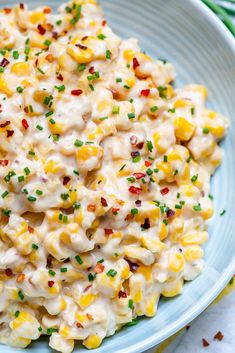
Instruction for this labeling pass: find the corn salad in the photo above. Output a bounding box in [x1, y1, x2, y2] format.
[0, 1, 228, 352]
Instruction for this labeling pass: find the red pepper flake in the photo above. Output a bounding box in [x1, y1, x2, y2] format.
[71, 89, 83, 96]
[0, 121, 10, 128]
[102, 20, 107, 26]
[63, 176, 71, 185]
[3, 8, 12, 14]
[52, 31, 58, 39]
[145, 161, 152, 167]
[94, 262, 105, 274]
[131, 151, 140, 158]
[57, 73, 64, 81]
[87, 204, 96, 212]
[89, 66, 95, 74]
[83, 284, 92, 293]
[43, 7, 51, 14]
[133, 172, 146, 180]
[76, 322, 84, 328]
[118, 290, 127, 298]
[126, 259, 139, 272]
[45, 54, 54, 63]
[24, 107, 29, 114]
[141, 89, 150, 97]
[48, 281, 54, 288]
[160, 187, 169, 196]
[86, 313, 94, 321]
[7, 130, 14, 138]
[81, 36, 88, 42]
[135, 200, 142, 207]
[133, 57, 140, 70]
[130, 135, 137, 145]
[125, 213, 133, 221]
[19, 3, 24, 10]
[104, 228, 113, 235]
[136, 142, 144, 149]
[141, 217, 150, 229]
[112, 207, 120, 214]
[76, 44, 87, 50]
[0, 58, 10, 68]
[37, 24, 46, 35]
[202, 338, 210, 347]
[5, 268, 13, 277]
[100, 197, 108, 207]
[16, 273, 25, 283]
[21, 119, 29, 130]
[28, 226, 34, 233]
[0, 104, 2, 113]
[167, 209, 175, 218]
[0, 160, 9, 166]
[214, 331, 224, 341]
[129, 186, 142, 195]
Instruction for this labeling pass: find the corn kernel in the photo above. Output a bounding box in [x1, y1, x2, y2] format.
[77, 293, 96, 309]
[180, 231, 208, 246]
[168, 253, 185, 272]
[11, 62, 31, 76]
[184, 245, 204, 262]
[0, 77, 13, 97]
[174, 117, 195, 141]
[83, 334, 102, 349]
[67, 45, 94, 64]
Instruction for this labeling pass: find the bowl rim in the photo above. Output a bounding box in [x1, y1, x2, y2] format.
[113, 0, 235, 352]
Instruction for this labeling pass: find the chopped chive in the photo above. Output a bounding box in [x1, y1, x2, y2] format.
[27, 196, 37, 202]
[49, 118, 55, 125]
[191, 174, 198, 183]
[203, 127, 209, 134]
[73, 202, 81, 209]
[112, 105, 120, 114]
[99, 116, 108, 121]
[32, 243, 39, 250]
[36, 125, 43, 131]
[191, 107, 195, 115]
[60, 193, 69, 201]
[56, 19, 62, 25]
[60, 267, 67, 273]
[15, 310, 20, 317]
[97, 34, 106, 40]
[55, 85, 65, 92]
[208, 194, 214, 200]
[128, 299, 134, 309]
[193, 204, 202, 212]
[128, 112, 135, 119]
[77, 63, 86, 72]
[124, 84, 130, 89]
[45, 111, 54, 117]
[75, 255, 83, 264]
[106, 269, 117, 277]
[116, 78, 122, 83]
[163, 219, 168, 225]
[36, 190, 43, 196]
[47, 328, 58, 335]
[220, 209, 226, 216]
[175, 204, 182, 209]
[48, 269, 56, 277]
[146, 168, 153, 176]
[126, 318, 138, 326]
[16, 86, 23, 93]
[146, 140, 153, 152]
[74, 139, 83, 147]
[18, 290, 24, 301]
[1, 191, 9, 199]
[24, 167, 30, 175]
[132, 156, 141, 163]
[131, 208, 138, 215]
[88, 273, 95, 281]
[44, 39, 52, 47]
[106, 50, 111, 60]
[12, 51, 19, 60]
[18, 176, 25, 183]
[119, 164, 126, 172]
[168, 108, 176, 113]
[0, 67, 4, 73]
[163, 155, 168, 162]
[150, 106, 158, 113]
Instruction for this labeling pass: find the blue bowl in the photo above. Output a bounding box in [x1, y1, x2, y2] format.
[1, 0, 235, 352]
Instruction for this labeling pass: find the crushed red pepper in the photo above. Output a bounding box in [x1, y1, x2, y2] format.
[214, 331, 224, 341]
[202, 338, 210, 347]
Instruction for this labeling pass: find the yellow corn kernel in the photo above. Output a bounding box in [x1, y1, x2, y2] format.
[162, 280, 183, 297]
[152, 132, 166, 154]
[204, 109, 217, 119]
[135, 207, 160, 223]
[29, 11, 45, 24]
[30, 32, 48, 49]
[75, 313, 87, 323]
[190, 84, 208, 100]
[165, 85, 174, 99]
[58, 53, 77, 71]
[123, 49, 135, 62]
[137, 265, 153, 282]
[83, 334, 102, 349]
[125, 77, 136, 88]
[168, 149, 183, 162]
[60, 298, 67, 311]
[130, 281, 142, 303]
[76, 145, 102, 162]
[184, 245, 204, 262]
[10, 311, 36, 329]
[67, 45, 94, 64]
[141, 236, 166, 253]
[174, 117, 195, 141]
[60, 324, 71, 339]
[180, 231, 208, 246]
[169, 218, 184, 242]
[204, 124, 225, 139]
[78, 293, 96, 309]
[145, 296, 156, 317]
[44, 160, 60, 174]
[11, 337, 31, 348]
[156, 161, 173, 182]
[168, 253, 185, 272]
[74, 209, 84, 225]
[48, 121, 65, 134]
[121, 264, 130, 279]
[201, 207, 213, 220]
[174, 99, 191, 109]
[11, 62, 31, 76]
[0, 77, 13, 97]
[159, 222, 168, 240]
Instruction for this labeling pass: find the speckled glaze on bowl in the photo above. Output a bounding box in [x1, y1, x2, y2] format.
[0, 0, 235, 352]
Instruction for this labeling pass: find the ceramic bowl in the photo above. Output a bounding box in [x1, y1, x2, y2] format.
[0, 0, 235, 352]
